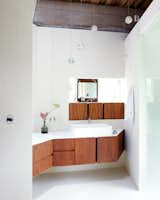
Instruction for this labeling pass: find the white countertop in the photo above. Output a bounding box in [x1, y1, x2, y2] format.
[32, 128, 123, 146]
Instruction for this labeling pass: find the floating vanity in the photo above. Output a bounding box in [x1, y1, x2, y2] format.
[32, 124, 125, 177]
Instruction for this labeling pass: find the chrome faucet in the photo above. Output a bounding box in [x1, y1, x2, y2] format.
[88, 117, 91, 123]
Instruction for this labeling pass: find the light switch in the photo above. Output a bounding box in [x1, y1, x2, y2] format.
[6, 115, 14, 124]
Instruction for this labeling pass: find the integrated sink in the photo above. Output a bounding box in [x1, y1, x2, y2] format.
[69, 123, 113, 137]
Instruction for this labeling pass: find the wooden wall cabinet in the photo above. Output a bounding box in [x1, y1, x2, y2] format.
[69, 102, 124, 120]
[89, 103, 103, 120]
[97, 131, 124, 163]
[75, 138, 96, 164]
[69, 103, 88, 120]
[103, 103, 124, 119]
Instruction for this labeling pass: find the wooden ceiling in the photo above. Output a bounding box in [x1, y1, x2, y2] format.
[57, 0, 153, 9]
[33, 0, 153, 33]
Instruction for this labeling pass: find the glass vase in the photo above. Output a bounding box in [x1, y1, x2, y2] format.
[41, 120, 48, 134]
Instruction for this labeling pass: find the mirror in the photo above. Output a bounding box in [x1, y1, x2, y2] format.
[77, 79, 98, 102]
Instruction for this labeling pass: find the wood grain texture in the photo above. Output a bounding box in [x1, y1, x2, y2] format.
[97, 137, 119, 162]
[75, 138, 96, 164]
[32, 131, 125, 176]
[53, 151, 75, 166]
[103, 103, 124, 119]
[117, 130, 125, 158]
[33, 140, 53, 162]
[53, 139, 75, 151]
[89, 103, 103, 120]
[97, 131, 124, 163]
[33, 0, 144, 33]
[33, 162, 39, 177]
[39, 155, 53, 173]
[33, 155, 53, 176]
[69, 103, 88, 120]
[55, 0, 152, 9]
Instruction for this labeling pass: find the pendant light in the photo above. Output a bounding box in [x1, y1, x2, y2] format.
[91, 3, 98, 31]
[133, 3, 140, 23]
[77, 0, 85, 50]
[125, 0, 133, 25]
[68, 0, 75, 64]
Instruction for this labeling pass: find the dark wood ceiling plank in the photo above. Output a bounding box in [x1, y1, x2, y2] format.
[33, 0, 144, 33]
[45, 0, 152, 9]
[134, 0, 144, 8]
[140, 0, 152, 9]
[90, 0, 101, 4]
[118, 0, 128, 7]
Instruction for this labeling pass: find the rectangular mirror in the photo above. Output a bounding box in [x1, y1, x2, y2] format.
[77, 79, 98, 102]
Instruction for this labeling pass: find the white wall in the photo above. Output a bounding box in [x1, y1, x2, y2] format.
[124, 0, 160, 190]
[33, 27, 126, 131]
[124, 30, 143, 189]
[0, 1, 32, 199]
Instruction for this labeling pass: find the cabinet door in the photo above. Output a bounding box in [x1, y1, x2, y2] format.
[103, 103, 124, 119]
[33, 162, 39, 177]
[53, 151, 75, 166]
[89, 103, 103, 120]
[53, 139, 75, 151]
[69, 103, 88, 120]
[97, 137, 119, 163]
[33, 140, 53, 162]
[75, 138, 96, 164]
[33, 155, 53, 176]
[39, 156, 53, 173]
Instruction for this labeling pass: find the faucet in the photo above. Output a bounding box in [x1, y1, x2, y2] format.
[88, 117, 91, 123]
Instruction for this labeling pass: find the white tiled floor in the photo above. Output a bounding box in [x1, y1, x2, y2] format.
[33, 168, 159, 200]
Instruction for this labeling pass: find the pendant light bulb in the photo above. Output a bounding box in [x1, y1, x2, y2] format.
[125, 0, 133, 25]
[91, 25, 98, 32]
[125, 15, 133, 24]
[68, 56, 75, 64]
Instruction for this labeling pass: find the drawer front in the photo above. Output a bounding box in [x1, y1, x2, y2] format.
[33, 162, 39, 177]
[53, 139, 75, 151]
[39, 155, 53, 173]
[33, 140, 53, 162]
[33, 155, 53, 177]
[53, 151, 75, 166]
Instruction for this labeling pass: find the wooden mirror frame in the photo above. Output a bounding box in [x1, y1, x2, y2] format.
[77, 79, 98, 102]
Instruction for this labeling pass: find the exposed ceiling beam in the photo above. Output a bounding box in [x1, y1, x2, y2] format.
[33, 0, 144, 33]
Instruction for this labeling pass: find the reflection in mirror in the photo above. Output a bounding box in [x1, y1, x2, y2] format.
[68, 78, 125, 103]
[77, 79, 98, 102]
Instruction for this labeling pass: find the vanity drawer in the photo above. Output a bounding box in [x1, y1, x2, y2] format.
[33, 140, 53, 162]
[33, 155, 53, 176]
[39, 155, 53, 173]
[53, 151, 75, 166]
[33, 162, 39, 177]
[53, 139, 75, 151]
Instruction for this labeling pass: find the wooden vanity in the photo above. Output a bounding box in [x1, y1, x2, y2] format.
[32, 130, 124, 177]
